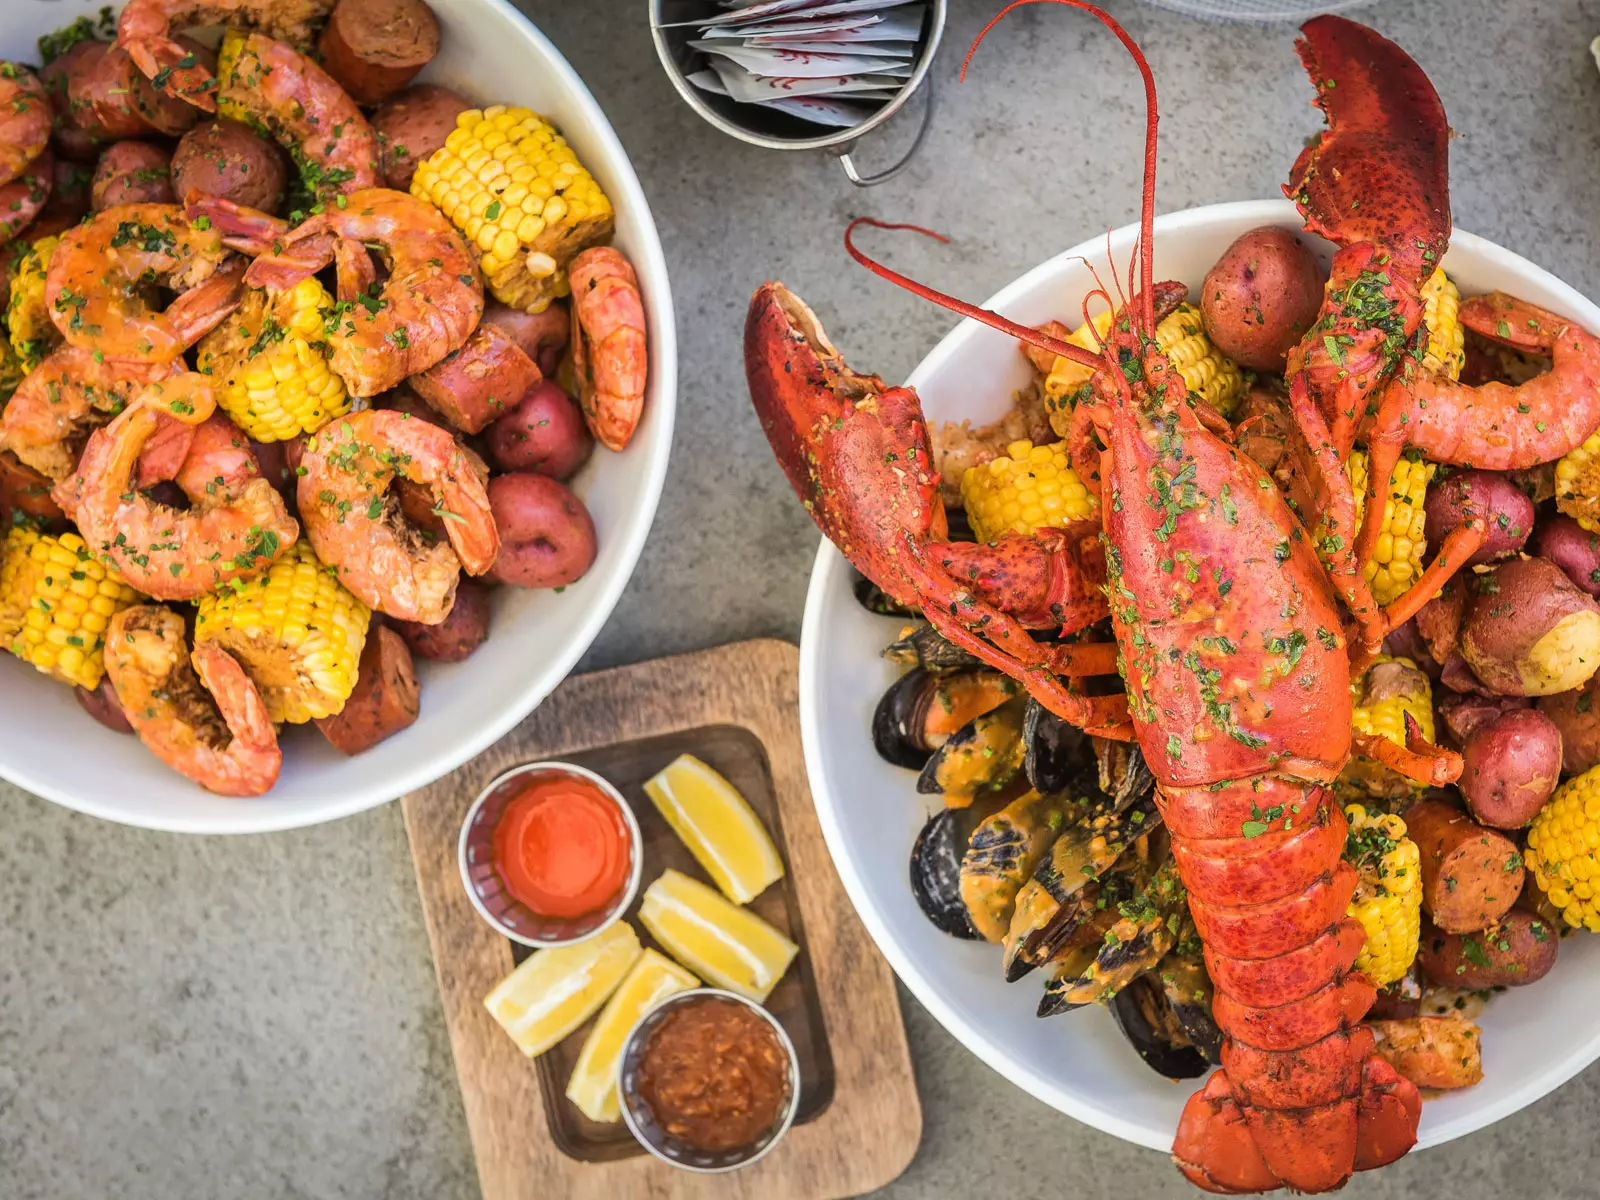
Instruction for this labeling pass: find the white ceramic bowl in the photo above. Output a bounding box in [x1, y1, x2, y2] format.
[801, 198, 1600, 1152]
[0, 1, 677, 832]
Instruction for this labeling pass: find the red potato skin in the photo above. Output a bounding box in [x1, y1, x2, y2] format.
[314, 625, 420, 755]
[1423, 470, 1534, 566]
[371, 83, 470, 192]
[410, 324, 541, 435]
[486, 472, 597, 589]
[1417, 909, 1558, 989]
[481, 301, 570, 378]
[485, 381, 594, 479]
[392, 579, 491, 662]
[1199, 226, 1325, 371]
[45, 40, 210, 151]
[75, 677, 134, 734]
[171, 120, 289, 214]
[1535, 515, 1600, 599]
[1459, 557, 1600, 696]
[1458, 708, 1562, 829]
[1414, 577, 1465, 667]
[1537, 675, 1600, 776]
[1403, 797, 1525, 933]
[90, 141, 173, 210]
[318, 0, 442, 106]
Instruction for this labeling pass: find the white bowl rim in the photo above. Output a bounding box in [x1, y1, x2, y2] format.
[0, 0, 678, 834]
[798, 196, 1600, 1152]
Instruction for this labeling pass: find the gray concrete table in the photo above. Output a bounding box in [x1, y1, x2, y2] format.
[4, 0, 1599, 1196]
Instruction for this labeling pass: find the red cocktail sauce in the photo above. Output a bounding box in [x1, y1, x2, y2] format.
[491, 776, 631, 918]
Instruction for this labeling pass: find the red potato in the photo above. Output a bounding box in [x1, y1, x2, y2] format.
[481, 301, 571, 378]
[75, 677, 133, 734]
[1536, 676, 1600, 776]
[410, 324, 541, 435]
[314, 625, 420, 755]
[45, 40, 207, 150]
[1535, 515, 1600, 599]
[1413, 577, 1465, 668]
[1423, 470, 1534, 566]
[1417, 909, 1558, 990]
[1382, 619, 1441, 680]
[1198, 226, 1325, 371]
[1435, 692, 1529, 748]
[1459, 557, 1600, 696]
[392, 579, 491, 662]
[485, 381, 594, 479]
[487, 473, 597, 589]
[1403, 797, 1525, 933]
[1458, 708, 1562, 828]
[171, 120, 289, 213]
[318, 0, 442, 106]
[1369, 1014, 1483, 1091]
[90, 141, 173, 210]
[371, 83, 469, 191]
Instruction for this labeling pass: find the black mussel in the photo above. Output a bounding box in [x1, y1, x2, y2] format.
[917, 697, 1027, 801]
[1111, 974, 1210, 1080]
[854, 572, 918, 617]
[1159, 948, 1223, 1065]
[884, 623, 983, 671]
[1024, 699, 1090, 793]
[944, 507, 977, 543]
[1094, 738, 1156, 807]
[1037, 851, 1180, 1015]
[911, 808, 983, 938]
[873, 668, 1020, 771]
[960, 788, 1080, 942]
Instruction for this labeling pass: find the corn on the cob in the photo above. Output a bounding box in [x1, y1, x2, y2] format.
[1555, 429, 1600, 533]
[1, 528, 141, 690]
[960, 439, 1097, 542]
[7, 234, 60, 371]
[1349, 449, 1436, 606]
[1419, 268, 1465, 380]
[1042, 303, 1246, 426]
[1340, 654, 1436, 801]
[1526, 764, 1600, 931]
[410, 106, 613, 313]
[193, 540, 370, 724]
[1344, 803, 1422, 986]
[196, 278, 349, 442]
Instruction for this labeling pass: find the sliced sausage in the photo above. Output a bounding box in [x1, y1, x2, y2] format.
[314, 625, 420, 755]
[171, 119, 289, 213]
[409, 324, 540, 434]
[90, 141, 173, 210]
[318, 0, 442, 106]
[371, 83, 469, 190]
[481, 300, 570, 378]
[1402, 797, 1525, 933]
[1417, 909, 1558, 990]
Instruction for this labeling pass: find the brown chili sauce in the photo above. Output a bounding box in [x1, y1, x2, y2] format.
[636, 997, 790, 1152]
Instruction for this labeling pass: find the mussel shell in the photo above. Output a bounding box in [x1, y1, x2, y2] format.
[1161, 954, 1223, 1065]
[1024, 699, 1089, 793]
[961, 788, 1078, 942]
[917, 698, 1026, 799]
[854, 572, 918, 617]
[884, 623, 983, 671]
[910, 807, 983, 939]
[874, 668, 938, 770]
[1111, 975, 1210, 1080]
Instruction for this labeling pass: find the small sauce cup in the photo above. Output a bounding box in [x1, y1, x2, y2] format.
[617, 988, 801, 1173]
[458, 761, 643, 948]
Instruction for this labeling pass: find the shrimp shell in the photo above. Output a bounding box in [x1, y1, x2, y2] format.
[570, 246, 647, 452]
[0, 63, 50, 187]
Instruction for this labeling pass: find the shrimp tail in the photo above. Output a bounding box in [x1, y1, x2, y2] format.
[185, 191, 290, 255]
[192, 641, 279, 754]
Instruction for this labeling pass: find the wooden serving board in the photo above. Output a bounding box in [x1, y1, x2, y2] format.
[402, 639, 922, 1200]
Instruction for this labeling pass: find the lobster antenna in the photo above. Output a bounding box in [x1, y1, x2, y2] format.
[843, 218, 1105, 371]
[963, 0, 1158, 334]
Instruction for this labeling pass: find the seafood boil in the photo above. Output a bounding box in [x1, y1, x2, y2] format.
[0, 0, 652, 796]
[746, 2, 1600, 1193]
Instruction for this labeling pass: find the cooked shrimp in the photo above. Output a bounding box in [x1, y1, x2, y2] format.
[64, 374, 299, 601]
[569, 246, 647, 452]
[202, 188, 482, 397]
[0, 150, 53, 242]
[45, 203, 244, 362]
[0, 63, 50, 187]
[213, 32, 380, 199]
[117, 0, 336, 108]
[0, 345, 183, 480]
[105, 605, 281, 797]
[297, 409, 498, 623]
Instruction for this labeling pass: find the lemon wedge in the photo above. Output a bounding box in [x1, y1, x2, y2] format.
[644, 753, 785, 904]
[565, 948, 700, 1122]
[639, 869, 798, 1003]
[482, 921, 641, 1058]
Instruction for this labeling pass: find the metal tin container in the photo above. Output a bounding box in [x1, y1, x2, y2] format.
[650, 0, 947, 186]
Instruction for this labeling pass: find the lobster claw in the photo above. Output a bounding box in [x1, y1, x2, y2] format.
[1286, 15, 1451, 273]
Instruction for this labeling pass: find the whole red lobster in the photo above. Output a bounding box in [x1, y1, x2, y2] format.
[746, 3, 1600, 1192]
